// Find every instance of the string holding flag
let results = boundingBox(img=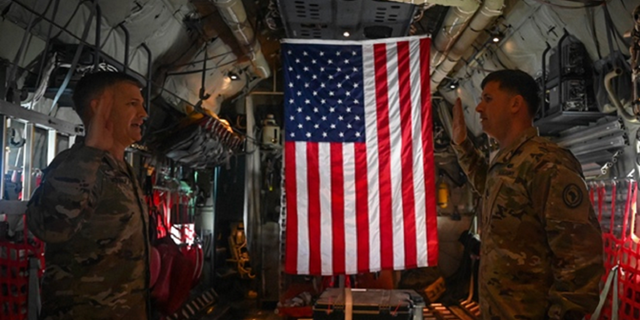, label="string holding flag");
[282,35,438,276]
